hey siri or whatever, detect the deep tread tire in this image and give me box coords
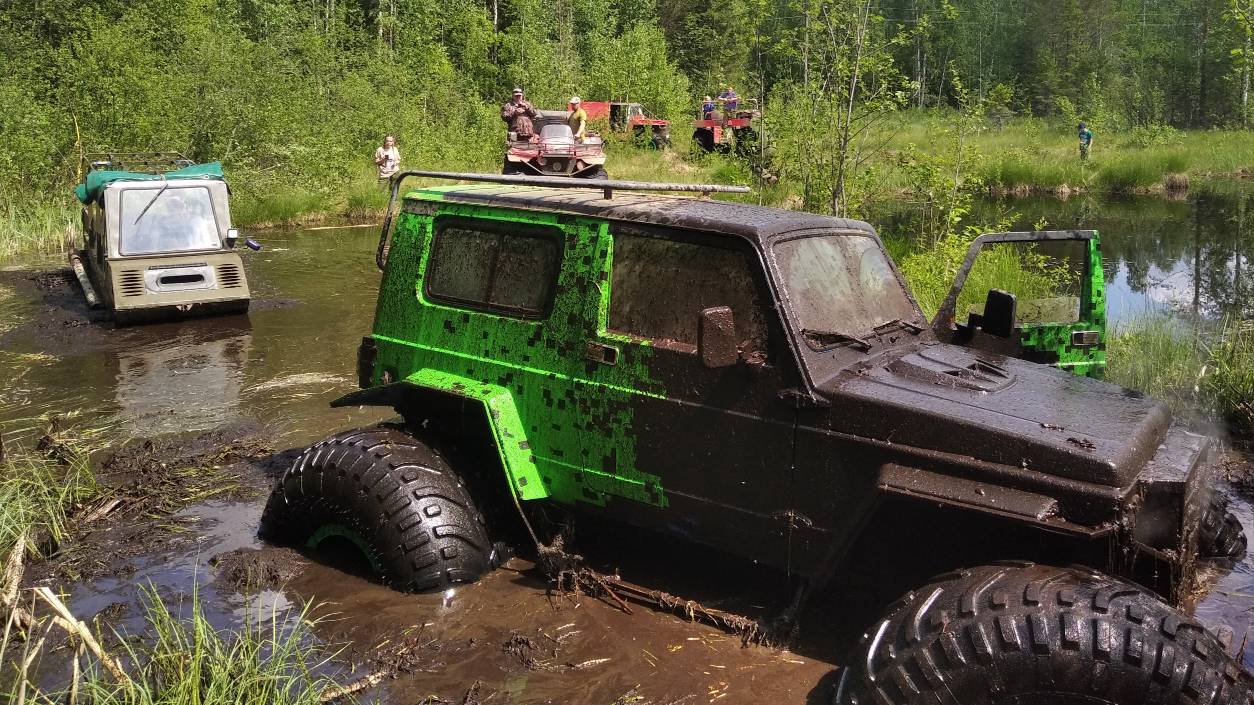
[837,563,1253,705]
[1199,496,1248,561]
[260,426,495,593]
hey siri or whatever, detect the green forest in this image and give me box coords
[7,0,1254,243]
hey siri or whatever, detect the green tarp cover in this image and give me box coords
[74,162,225,204]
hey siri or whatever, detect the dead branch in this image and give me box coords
[3,532,28,608]
[319,670,390,703]
[32,587,131,689]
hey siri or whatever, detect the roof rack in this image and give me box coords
[376,170,752,270]
[82,152,194,175]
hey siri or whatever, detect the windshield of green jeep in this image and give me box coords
[120,186,220,255]
[773,234,920,346]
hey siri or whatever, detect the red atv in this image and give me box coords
[502,110,608,179]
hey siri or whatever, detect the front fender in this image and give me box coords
[331,370,547,501]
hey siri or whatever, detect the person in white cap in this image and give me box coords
[502,87,538,139]
[567,96,587,141]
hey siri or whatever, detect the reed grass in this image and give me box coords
[0,423,105,567]
[1106,314,1254,435]
[0,199,77,263]
[3,584,342,705]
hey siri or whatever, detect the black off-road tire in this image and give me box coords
[583,166,608,180]
[836,562,1253,705]
[1199,496,1248,560]
[260,426,497,593]
[502,159,521,176]
[693,128,715,152]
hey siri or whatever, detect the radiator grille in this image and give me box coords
[118,270,144,297]
[217,263,244,288]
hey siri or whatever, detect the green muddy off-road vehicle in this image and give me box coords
[262,171,1252,704]
[73,153,257,324]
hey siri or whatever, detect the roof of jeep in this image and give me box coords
[404,185,877,242]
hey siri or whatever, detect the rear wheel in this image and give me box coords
[836,562,1252,705]
[502,159,521,175]
[260,426,500,592]
[578,166,608,180]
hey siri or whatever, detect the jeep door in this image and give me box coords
[933,231,1107,377]
[588,224,801,567]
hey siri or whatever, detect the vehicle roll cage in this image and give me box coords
[375,170,751,270]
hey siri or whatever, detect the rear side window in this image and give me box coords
[609,230,768,353]
[424,218,561,317]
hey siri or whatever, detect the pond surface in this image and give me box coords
[0,190,1251,701]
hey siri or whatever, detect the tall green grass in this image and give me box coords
[0,426,104,567]
[3,585,342,705]
[0,200,77,263]
[1106,314,1254,436]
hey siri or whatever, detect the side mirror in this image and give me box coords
[245,238,262,251]
[698,306,738,368]
[982,289,1017,338]
[226,228,239,248]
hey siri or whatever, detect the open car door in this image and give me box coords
[932,230,1107,378]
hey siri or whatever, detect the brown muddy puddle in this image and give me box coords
[1,224,1252,702]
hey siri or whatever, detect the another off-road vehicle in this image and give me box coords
[262,171,1251,704]
[581,101,671,148]
[502,110,608,178]
[693,99,760,154]
[73,153,256,324]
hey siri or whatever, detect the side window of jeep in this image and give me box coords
[424,218,562,317]
[608,229,769,355]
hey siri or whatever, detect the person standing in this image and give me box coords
[502,87,539,139]
[568,96,588,141]
[1078,122,1094,161]
[718,86,739,112]
[375,135,400,180]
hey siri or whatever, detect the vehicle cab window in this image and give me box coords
[120,187,220,255]
[424,217,562,318]
[608,228,770,357]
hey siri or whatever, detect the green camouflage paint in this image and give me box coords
[369,188,668,508]
[1018,236,1107,378]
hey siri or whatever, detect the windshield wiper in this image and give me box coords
[801,328,872,351]
[872,318,924,335]
[133,181,170,225]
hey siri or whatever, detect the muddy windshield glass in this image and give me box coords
[120,187,219,255]
[774,234,919,346]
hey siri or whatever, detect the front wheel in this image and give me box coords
[836,562,1252,705]
[260,426,500,592]
[578,166,608,180]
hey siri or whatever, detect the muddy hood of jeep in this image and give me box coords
[818,344,1172,487]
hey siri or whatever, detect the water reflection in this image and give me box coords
[880,184,1254,324]
[114,325,251,436]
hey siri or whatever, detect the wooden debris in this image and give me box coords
[319,670,390,703]
[32,586,132,689]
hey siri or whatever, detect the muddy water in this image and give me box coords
[0,192,1252,702]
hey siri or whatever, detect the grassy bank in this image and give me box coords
[879,113,1254,196]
